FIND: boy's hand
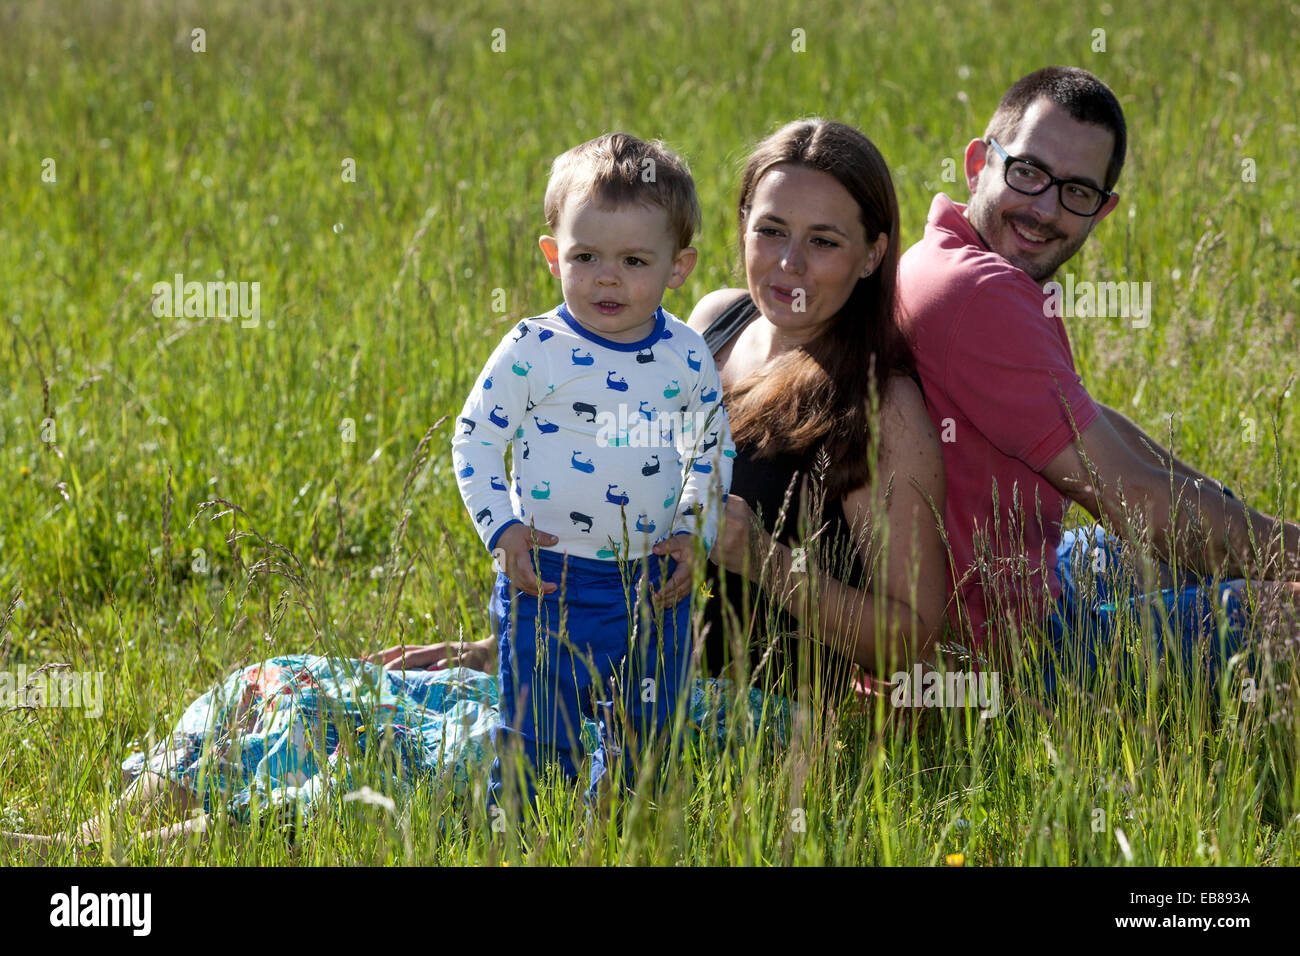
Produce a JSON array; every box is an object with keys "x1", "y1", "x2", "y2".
[
  {"x1": 652, "y1": 532, "x2": 694, "y2": 608},
  {"x1": 493, "y1": 522, "x2": 559, "y2": 596}
]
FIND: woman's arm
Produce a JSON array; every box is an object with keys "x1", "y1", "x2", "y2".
[{"x1": 711, "y1": 376, "x2": 947, "y2": 674}]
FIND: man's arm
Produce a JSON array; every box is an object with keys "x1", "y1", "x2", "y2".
[
  {"x1": 1098, "y1": 403, "x2": 1219, "y2": 488},
  {"x1": 1040, "y1": 413, "x2": 1300, "y2": 580}
]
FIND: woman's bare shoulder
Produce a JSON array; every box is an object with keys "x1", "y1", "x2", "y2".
[
  {"x1": 880, "y1": 374, "x2": 929, "y2": 423},
  {"x1": 878, "y1": 374, "x2": 944, "y2": 482},
  {"x1": 685, "y1": 288, "x2": 749, "y2": 335}
]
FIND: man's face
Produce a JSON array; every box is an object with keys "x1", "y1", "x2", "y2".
[{"x1": 964, "y1": 98, "x2": 1120, "y2": 282}]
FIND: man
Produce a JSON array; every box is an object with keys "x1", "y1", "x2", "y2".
[{"x1": 898, "y1": 66, "x2": 1299, "y2": 679}]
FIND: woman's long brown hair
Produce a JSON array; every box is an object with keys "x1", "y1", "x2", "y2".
[{"x1": 726, "y1": 119, "x2": 914, "y2": 501}]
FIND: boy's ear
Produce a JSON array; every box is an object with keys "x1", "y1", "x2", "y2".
[
  {"x1": 538, "y1": 235, "x2": 561, "y2": 278},
  {"x1": 666, "y1": 246, "x2": 697, "y2": 290}
]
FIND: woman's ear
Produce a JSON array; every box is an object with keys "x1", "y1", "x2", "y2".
[{"x1": 864, "y1": 232, "x2": 889, "y2": 277}]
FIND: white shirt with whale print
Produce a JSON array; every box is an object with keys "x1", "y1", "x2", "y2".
[{"x1": 453, "y1": 303, "x2": 734, "y2": 562}]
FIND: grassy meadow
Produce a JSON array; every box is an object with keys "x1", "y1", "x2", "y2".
[{"x1": 1, "y1": 0, "x2": 1299, "y2": 865}]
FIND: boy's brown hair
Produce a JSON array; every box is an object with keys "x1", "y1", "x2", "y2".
[{"x1": 544, "y1": 133, "x2": 702, "y2": 251}]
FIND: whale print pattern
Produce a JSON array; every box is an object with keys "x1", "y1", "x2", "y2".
[{"x1": 452, "y1": 302, "x2": 734, "y2": 560}]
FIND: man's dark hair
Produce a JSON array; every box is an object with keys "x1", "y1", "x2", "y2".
[{"x1": 984, "y1": 66, "x2": 1127, "y2": 191}]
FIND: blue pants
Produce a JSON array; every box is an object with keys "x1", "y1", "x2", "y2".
[
  {"x1": 487, "y1": 548, "x2": 691, "y2": 814},
  {"x1": 1043, "y1": 526, "x2": 1249, "y2": 696}
]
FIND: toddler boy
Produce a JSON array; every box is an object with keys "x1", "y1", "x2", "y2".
[{"x1": 452, "y1": 133, "x2": 734, "y2": 812}]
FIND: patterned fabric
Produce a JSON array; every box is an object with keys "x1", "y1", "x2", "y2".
[
  {"x1": 121, "y1": 655, "x2": 788, "y2": 823},
  {"x1": 452, "y1": 303, "x2": 734, "y2": 560}
]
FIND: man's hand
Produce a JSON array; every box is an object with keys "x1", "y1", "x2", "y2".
[
  {"x1": 492, "y1": 522, "x2": 559, "y2": 596},
  {"x1": 652, "y1": 532, "x2": 694, "y2": 608}
]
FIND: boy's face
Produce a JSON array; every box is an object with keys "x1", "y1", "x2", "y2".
[{"x1": 539, "y1": 199, "x2": 696, "y2": 343}]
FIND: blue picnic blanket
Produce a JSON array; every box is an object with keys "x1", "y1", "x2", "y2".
[{"x1": 121, "y1": 655, "x2": 789, "y2": 824}]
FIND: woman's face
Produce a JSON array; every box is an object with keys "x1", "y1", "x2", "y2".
[{"x1": 743, "y1": 163, "x2": 878, "y2": 342}]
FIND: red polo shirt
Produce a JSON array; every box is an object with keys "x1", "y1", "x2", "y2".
[{"x1": 898, "y1": 194, "x2": 1100, "y2": 647}]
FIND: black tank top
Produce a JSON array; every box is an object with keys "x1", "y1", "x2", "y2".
[{"x1": 699, "y1": 294, "x2": 868, "y2": 701}]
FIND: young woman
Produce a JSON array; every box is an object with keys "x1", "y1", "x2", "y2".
[{"x1": 684, "y1": 119, "x2": 947, "y2": 700}]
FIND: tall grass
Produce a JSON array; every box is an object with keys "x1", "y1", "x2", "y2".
[{"x1": 1, "y1": 0, "x2": 1298, "y2": 865}]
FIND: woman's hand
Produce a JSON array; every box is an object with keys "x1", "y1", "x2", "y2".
[
  {"x1": 365, "y1": 637, "x2": 498, "y2": 673},
  {"x1": 708, "y1": 495, "x2": 766, "y2": 577}
]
